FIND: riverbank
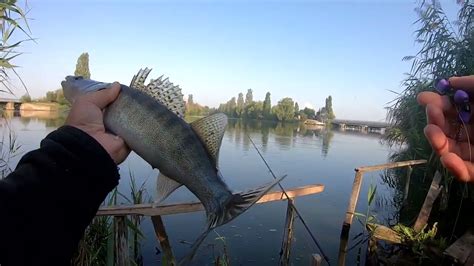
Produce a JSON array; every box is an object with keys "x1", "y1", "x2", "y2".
[{"x1": 19, "y1": 102, "x2": 60, "y2": 111}]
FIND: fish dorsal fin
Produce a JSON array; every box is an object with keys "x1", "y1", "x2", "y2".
[
  {"x1": 130, "y1": 68, "x2": 152, "y2": 91},
  {"x1": 155, "y1": 173, "x2": 182, "y2": 203},
  {"x1": 190, "y1": 113, "x2": 228, "y2": 167},
  {"x1": 131, "y1": 68, "x2": 186, "y2": 118}
]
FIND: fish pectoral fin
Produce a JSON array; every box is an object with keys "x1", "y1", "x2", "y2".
[
  {"x1": 190, "y1": 113, "x2": 228, "y2": 168},
  {"x1": 155, "y1": 173, "x2": 182, "y2": 203},
  {"x1": 208, "y1": 175, "x2": 287, "y2": 229}
]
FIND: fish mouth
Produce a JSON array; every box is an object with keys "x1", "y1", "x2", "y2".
[{"x1": 62, "y1": 76, "x2": 110, "y2": 91}]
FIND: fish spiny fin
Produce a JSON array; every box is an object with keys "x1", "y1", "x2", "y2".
[
  {"x1": 130, "y1": 68, "x2": 152, "y2": 91},
  {"x1": 155, "y1": 173, "x2": 182, "y2": 203},
  {"x1": 145, "y1": 76, "x2": 185, "y2": 118},
  {"x1": 190, "y1": 113, "x2": 228, "y2": 167},
  {"x1": 130, "y1": 68, "x2": 185, "y2": 118}
]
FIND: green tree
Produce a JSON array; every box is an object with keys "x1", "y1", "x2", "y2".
[
  {"x1": 20, "y1": 94, "x2": 31, "y2": 103},
  {"x1": 294, "y1": 102, "x2": 299, "y2": 115},
  {"x1": 263, "y1": 92, "x2": 272, "y2": 118},
  {"x1": 185, "y1": 95, "x2": 212, "y2": 116},
  {"x1": 316, "y1": 107, "x2": 327, "y2": 122},
  {"x1": 74, "y1": 52, "x2": 91, "y2": 79},
  {"x1": 226, "y1": 97, "x2": 237, "y2": 117},
  {"x1": 218, "y1": 103, "x2": 225, "y2": 113},
  {"x1": 55, "y1": 89, "x2": 68, "y2": 105},
  {"x1": 273, "y1": 97, "x2": 295, "y2": 121},
  {"x1": 245, "y1": 101, "x2": 264, "y2": 119},
  {"x1": 303, "y1": 107, "x2": 316, "y2": 118},
  {"x1": 236, "y1": 92, "x2": 244, "y2": 117},
  {"x1": 325, "y1": 96, "x2": 335, "y2": 120},
  {"x1": 46, "y1": 91, "x2": 56, "y2": 102},
  {"x1": 245, "y1": 89, "x2": 253, "y2": 106}
]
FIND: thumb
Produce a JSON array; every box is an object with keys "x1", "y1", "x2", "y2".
[
  {"x1": 84, "y1": 82, "x2": 121, "y2": 109},
  {"x1": 449, "y1": 76, "x2": 474, "y2": 89}
]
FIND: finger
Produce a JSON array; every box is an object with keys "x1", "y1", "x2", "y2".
[
  {"x1": 426, "y1": 104, "x2": 448, "y2": 131},
  {"x1": 104, "y1": 133, "x2": 131, "y2": 164},
  {"x1": 425, "y1": 104, "x2": 466, "y2": 141},
  {"x1": 464, "y1": 162, "x2": 474, "y2": 183},
  {"x1": 440, "y1": 153, "x2": 472, "y2": 182},
  {"x1": 424, "y1": 124, "x2": 450, "y2": 156},
  {"x1": 449, "y1": 76, "x2": 474, "y2": 91},
  {"x1": 417, "y1": 92, "x2": 451, "y2": 111},
  {"x1": 424, "y1": 119, "x2": 474, "y2": 160},
  {"x1": 84, "y1": 82, "x2": 121, "y2": 109}
]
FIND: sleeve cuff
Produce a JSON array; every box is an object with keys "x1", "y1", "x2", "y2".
[{"x1": 42, "y1": 125, "x2": 120, "y2": 188}]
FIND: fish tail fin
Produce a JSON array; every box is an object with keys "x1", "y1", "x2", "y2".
[
  {"x1": 179, "y1": 175, "x2": 286, "y2": 264},
  {"x1": 208, "y1": 175, "x2": 287, "y2": 229}
]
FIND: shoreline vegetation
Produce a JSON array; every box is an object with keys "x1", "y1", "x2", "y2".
[
  {"x1": 21, "y1": 53, "x2": 337, "y2": 124},
  {"x1": 26, "y1": 88, "x2": 336, "y2": 124}
]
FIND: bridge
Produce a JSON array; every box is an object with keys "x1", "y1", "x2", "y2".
[
  {"x1": 0, "y1": 97, "x2": 21, "y2": 110},
  {"x1": 331, "y1": 119, "x2": 389, "y2": 133}
]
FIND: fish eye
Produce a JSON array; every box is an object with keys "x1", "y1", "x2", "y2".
[{"x1": 74, "y1": 76, "x2": 83, "y2": 80}]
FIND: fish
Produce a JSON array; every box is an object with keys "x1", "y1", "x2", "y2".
[{"x1": 61, "y1": 68, "x2": 285, "y2": 263}]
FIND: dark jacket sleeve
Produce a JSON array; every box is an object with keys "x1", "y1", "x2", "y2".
[{"x1": 0, "y1": 125, "x2": 120, "y2": 266}]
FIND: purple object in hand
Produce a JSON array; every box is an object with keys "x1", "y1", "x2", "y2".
[
  {"x1": 454, "y1": 90, "x2": 471, "y2": 123},
  {"x1": 459, "y1": 111, "x2": 471, "y2": 124},
  {"x1": 436, "y1": 79, "x2": 451, "y2": 94},
  {"x1": 454, "y1": 89, "x2": 469, "y2": 104}
]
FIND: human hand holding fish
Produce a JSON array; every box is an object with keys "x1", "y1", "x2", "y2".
[
  {"x1": 65, "y1": 81, "x2": 131, "y2": 164},
  {"x1": 418, "y1": 76, "x2": 474, "y2": 183}
]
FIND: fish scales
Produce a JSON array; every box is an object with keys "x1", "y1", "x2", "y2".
[{"x1": 105, "y1": 86, "x2": 230, "y2": 210}]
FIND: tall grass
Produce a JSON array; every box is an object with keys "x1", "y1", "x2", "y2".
[
  {"x1": 0, "y1": 112, "x2": 21, "y2": 178},
  {"x1": 72, "y1": 174, "x2": 148, "y2": 266},
  {"x1": 0, "y1": 0, "x2": 32, "y2": 179},
  {"x1": 0, "y1": 0, "x2": 33, "y2": 95}
]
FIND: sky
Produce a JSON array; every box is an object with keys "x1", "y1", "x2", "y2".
[{"x1": 4, "y1": 0, "x2": 461, "y2": 121}]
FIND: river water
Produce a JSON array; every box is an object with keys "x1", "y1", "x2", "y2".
[{"x1": 1, "y1": 110, "x2": 401, "y2": 265}]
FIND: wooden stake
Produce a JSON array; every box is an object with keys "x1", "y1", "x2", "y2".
[
  {"x1": 403, "y1": 166, "x2": 413, "y2": 206},
  {"x1": 114, "y1": 216, "x2": 129, "y2": 266},
  {"x1": 443, "y1": 228, "x2": 474, "y2": 264},
  {"x1": 279, "y1": 199, "x2": 296, "y2": 266},
  {"x1": 151, "y1": 215, "x2": 176, "y2": 266},
  {"x1": 311, "y1": 254, "x2": 322, "y2": 266},
  {"x1": 414, "y1": 171, "x2": 442, "y2": 232},
  {"x1": 343, "y1": 170, "x2": 364, "y2": 228}
]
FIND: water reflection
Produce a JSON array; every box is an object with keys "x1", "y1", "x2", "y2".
[
  {"x1": 2, "y1": 110, "x2": 67, "y2": 129},
  {"x1": 224, "y1": 119, "x2": 336, "y2": 156}
]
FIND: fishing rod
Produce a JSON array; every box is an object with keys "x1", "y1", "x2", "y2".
[{"x1": 248, "y1": 135, "x2": 330, "y2": 265}]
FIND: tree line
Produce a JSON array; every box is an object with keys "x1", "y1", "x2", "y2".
[
  {"x1": 25, "y1": 51, "x2": 336, "y2": 124},
  {"x1": 215, "y1": 89, "x2": 335, "y2": 122}
]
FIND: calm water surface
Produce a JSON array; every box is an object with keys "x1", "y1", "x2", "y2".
[{"x1": 3, "y1": 111, "x2": 400, "y2": 265}]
